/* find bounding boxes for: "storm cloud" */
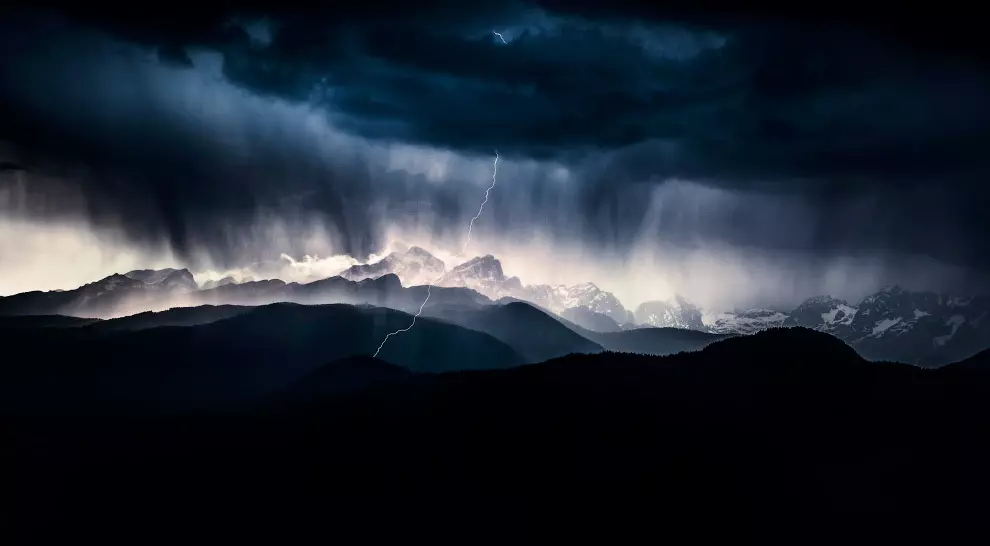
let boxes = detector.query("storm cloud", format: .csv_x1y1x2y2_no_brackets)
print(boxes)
1,2,988,305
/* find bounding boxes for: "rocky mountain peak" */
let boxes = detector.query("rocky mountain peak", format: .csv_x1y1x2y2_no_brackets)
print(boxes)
125,268,178,284
200,276,236,290
450,255,505,281
635,295,705,330
161,269,198,291
570,282,599,293
120,268,197,291
800,295,849,308
405,246,435,259
455,254,499,269
340,247,445,286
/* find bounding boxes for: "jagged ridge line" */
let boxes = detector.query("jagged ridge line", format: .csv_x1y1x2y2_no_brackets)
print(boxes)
372,152,500,358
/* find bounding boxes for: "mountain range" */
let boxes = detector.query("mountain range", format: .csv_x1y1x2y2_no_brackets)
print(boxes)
0,247,987,365
4,269,990,535
339,247,990,366
634,287,989,366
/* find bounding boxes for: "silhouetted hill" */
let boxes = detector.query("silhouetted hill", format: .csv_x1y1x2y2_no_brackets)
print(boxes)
332,328,912,417
427,300,603,362
951,347,990,369
13,324,990,543
560,306,622,332
549,309,729,355
0,315,100,329
192,278,291,306
699,326,864,373
583,325,731,355
274,355,413,403
87,305,251,333
0,303,523,412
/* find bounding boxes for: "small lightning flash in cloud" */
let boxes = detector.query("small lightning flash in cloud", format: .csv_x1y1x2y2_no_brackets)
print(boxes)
493,31,507,44
373,151,500,358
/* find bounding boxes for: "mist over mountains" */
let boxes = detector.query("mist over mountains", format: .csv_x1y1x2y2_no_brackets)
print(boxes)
315,246,990,366
0,245,986,366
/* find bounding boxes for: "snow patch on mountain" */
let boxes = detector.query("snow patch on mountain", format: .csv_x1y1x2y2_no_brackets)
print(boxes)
822,304,858,326
704,308,789,335
871,317,902,337
934,315,966,346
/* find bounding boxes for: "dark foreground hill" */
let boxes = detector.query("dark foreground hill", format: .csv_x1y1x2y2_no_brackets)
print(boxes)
8,328,990,543
428,299,725,360
426,300,604,361
579,323,732,355
273,355,413,402
0,303,523,412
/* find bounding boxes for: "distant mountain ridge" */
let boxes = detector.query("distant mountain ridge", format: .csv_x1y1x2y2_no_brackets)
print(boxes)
338,248,634,323
0,268,490,319
335,248,987,366
636,287,988,366
1,247,987,365
0,268,200,318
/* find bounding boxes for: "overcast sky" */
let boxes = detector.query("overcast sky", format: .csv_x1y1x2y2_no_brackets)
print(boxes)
1,1,988,309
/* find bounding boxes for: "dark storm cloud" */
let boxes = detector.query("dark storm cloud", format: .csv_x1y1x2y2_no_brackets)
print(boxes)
0,12,484,264
157,44,195,67
40,1,990,190
1,2,990,279
533,0,990,65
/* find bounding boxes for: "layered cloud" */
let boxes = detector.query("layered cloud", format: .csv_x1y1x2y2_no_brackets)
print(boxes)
1,2,988,305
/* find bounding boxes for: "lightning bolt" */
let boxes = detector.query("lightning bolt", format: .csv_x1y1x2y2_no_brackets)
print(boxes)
373,151,500,358
493,31,507,44
460,150,498,256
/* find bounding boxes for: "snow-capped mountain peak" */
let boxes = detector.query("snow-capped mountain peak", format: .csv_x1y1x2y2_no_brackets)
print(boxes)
449,255,504,279
276,245,990,366
838,288,988,365
634,295,705,330
785,295,857,334
123,268,198,292
340,246,445,286
438,255,522,300
436,256,629,321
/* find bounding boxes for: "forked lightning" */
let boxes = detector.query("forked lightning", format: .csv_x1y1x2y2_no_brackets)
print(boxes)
372,152,500,358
